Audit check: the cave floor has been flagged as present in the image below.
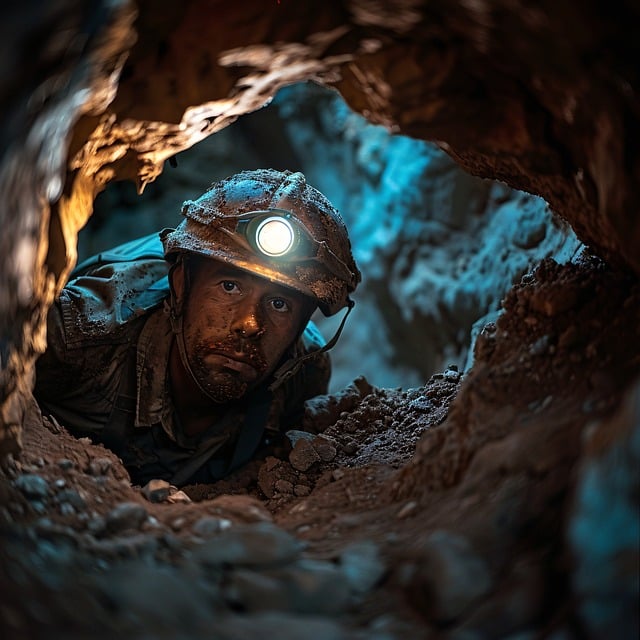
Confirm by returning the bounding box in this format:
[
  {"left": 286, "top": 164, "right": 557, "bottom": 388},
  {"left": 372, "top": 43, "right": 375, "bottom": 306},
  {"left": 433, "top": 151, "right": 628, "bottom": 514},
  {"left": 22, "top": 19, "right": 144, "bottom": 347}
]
[{"left": 1, "top": 255, "right": 638, "bottom": 639}]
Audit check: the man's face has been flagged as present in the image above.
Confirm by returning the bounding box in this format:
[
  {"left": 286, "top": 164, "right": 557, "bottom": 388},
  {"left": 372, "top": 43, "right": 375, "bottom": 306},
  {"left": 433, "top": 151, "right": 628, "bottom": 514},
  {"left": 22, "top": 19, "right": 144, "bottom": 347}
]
[{"left": 175, "top": 257, "right": 314, "bottom": 403}]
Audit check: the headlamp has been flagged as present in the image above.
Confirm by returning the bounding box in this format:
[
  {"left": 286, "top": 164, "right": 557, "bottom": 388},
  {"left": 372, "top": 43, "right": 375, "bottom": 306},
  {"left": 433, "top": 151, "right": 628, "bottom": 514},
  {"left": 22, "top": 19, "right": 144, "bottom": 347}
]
[
  {"left": 253, "top": 215, "right": 295, "bottom": 257},
  {"left": 216, "top": 208, "right": 354, "bottom": 283},
  {"left": 235, "top": 209, "right": 305, "bottom": 259}
]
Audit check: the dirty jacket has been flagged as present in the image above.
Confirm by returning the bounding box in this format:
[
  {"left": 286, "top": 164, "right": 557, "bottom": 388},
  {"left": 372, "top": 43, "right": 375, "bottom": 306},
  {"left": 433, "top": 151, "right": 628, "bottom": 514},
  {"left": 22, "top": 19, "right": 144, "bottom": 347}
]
[{"left": 34, "top": 235, "right": 330, "bottom": 486}]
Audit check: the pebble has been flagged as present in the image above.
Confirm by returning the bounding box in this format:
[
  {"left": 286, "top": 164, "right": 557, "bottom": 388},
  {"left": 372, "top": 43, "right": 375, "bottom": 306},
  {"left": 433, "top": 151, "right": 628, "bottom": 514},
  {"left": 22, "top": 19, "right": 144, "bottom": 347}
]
[
  {"left": 344, "top": 420, "right": 359, "bottom": 433},
  {"left": 170, "top": 517, "right": 186, "bottom": 531},
  {"left": 289, "top": 438, "right": 321, "bottom": 471},
  {"left": 59, "top": 503, "right": 75, "bottom": 516},
  {"left": 57, "top": 459, "right": 74, "bottom": 470},
  {"left": 192, "top": 516, "right": 233, "bottom": 538},
  {"left": 55, "top": 488, "right": 87, "bottom": 510},
  {"left": 284, "top": 430, "right": 315, "bottom": 447},
  {"left": 452, "top": 557, "right": 545, "bottom": 637},
  {"left": 274, "top": 479, "right": 294, "bottom": 495},
  {"left": 226, "top": 560, "right": 352, "bottom": 615},
  {"left": 104, "top": 502, "right": 148, "bottom": 534},
  {"left": 14, "top": 474, "right": 49, "bottom": 500},
  {"left": 294, "top": 484, "right": 311, "bottom": 497},
  {"left": 444, "top": 366, "right": 460, "bottom": 381},
  {"left": 408, "top": 397, "right": 434, "bottom": 412},
  {"left": 312, "top": 436, "right": 337, "bottom": 462},
  {"left": 529, "top": 334, "right": 551, "bottom": 356},
  {"left": 269, "top": 558, "right": 353, "bottom": 614},
  {"left": 84, "top": 533, "right": 159, "bottom": 559},
  {"left": 396, "top": 500, "right": 418, "bottom": 519},
  {"left": 166, "top": 490, "right": 192, "bottom": 504},
  {"left": 340, "top": 540, "right": 386, "bottom": 594},
  {"left": 3, "top": 453, "right": 21, "bottom": 475},
  {"left": 207, "top": 494, "right": 272, "bottom": 521},
  {"left": 342, "top": 442, "right": 358, "bottom": 455},
  {"left": 88, "top": 458, "right": 113, "bottom": 476},
  {"left": 193, "top": 521, "right": 304, "bottom": 567},
  {"left": 405, "top": 530, "right": 493, "bottom": 623},
  {"left": 141, "top": 479, "right": 172, "bottom": 503},
  {"left": 224, "top": 569, "right": 290, "bottom": 612},
  {"left": 31, "top": 502, "right": 47, "bottom": 514}
]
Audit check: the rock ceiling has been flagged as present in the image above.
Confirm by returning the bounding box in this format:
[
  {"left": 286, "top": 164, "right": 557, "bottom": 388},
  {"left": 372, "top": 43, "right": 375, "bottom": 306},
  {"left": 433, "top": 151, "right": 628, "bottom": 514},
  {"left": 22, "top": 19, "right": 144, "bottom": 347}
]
[{"left": 0, "top": 0, "right": 638, "bottom": 450}]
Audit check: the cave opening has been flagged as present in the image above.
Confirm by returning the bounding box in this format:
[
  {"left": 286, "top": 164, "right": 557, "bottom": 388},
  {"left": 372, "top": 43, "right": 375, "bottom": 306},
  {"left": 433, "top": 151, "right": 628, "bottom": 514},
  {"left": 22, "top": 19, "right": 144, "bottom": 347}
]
[
  {"left": 1, "top": 3, "right": 639, "bottom": 639},
  {"left": 80, "top": 81, "right": 582, "bottom": 391}
]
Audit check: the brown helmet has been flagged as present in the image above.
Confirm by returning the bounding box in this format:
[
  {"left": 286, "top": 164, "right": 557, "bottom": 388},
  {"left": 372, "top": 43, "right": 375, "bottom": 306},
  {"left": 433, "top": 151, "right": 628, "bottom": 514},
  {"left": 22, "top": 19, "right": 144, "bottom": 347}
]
[{"left": 161, "top": 169, "right": 361, "bottom": 316}]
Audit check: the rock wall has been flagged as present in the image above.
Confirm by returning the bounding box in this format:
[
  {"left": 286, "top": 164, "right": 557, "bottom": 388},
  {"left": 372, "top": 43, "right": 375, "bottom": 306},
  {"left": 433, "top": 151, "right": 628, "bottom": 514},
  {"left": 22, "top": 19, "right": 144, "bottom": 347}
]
[{"left": 0, "top": 2, "right": 638, "bottom": 637}]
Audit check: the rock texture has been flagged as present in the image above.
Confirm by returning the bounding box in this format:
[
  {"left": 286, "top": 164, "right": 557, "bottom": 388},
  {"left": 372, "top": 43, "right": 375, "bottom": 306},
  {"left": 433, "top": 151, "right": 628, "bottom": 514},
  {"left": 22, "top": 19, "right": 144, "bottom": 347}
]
[
  {"left": 0, "top": 2, "right": 639, "bottom": 639},
  {"left": 1, "top": 255, "right": 638, "bottom": 639}
]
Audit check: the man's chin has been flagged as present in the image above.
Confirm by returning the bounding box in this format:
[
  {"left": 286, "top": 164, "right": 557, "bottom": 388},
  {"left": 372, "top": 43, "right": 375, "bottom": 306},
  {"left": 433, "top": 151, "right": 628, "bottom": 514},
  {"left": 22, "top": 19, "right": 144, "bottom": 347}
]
[{"left": 198, "top": 370, "right": 264, "bottom": 404}]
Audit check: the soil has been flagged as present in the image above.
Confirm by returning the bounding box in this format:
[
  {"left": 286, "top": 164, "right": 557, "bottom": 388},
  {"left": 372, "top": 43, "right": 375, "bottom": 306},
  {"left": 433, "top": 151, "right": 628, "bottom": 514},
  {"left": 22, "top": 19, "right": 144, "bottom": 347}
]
[{"left": 1, "top": 254, "right": 638, "bottom": 639}]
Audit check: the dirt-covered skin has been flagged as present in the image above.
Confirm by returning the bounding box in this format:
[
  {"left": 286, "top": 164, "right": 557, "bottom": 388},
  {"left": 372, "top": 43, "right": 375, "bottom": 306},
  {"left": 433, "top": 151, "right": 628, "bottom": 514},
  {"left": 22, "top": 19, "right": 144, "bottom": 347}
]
[{"left": 1, "top": 254, "right": 638, "bottom": 639}]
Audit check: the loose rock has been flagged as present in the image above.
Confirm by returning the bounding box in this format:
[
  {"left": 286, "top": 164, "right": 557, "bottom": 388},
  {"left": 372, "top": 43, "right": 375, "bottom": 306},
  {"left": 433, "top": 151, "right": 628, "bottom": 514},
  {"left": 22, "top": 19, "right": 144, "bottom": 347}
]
[
  {"left": 312, "top": 436, "right": 337, "bottom": 462},
  {"left": 141, "top": 479, "right": 172, "bottom": 503},
  {"left": 104, "top": 502, "right": 148, "bottom": 535},
  {"left": 340, "top": 540, "right": 386, "bottom": 594},
  {"left": 289, "top": 438, "right": 321, "bottom": 472},
  {"left": 404, "top": 530, "right": 493, "bottom": 623},
  {"left": 192, "top": 521, "right": 304, "bottom": 567},
  {"left": 14, "top": 474, "right": 49, "bottom": 500},
  {"left": 55, "top": 489, "right": 87, "bottom": 510},
  {"left": 192, "top": 516, "right": 232, "bottom": 538},
  {"left": 88, "top": 458, "right": 113, "bottom": 476}
]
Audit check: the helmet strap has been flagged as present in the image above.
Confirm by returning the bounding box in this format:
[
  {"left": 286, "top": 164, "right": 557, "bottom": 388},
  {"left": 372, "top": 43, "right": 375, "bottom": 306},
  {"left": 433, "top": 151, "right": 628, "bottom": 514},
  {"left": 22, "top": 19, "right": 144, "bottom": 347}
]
[{"left": 268, "top": 298, "right": 355, "bottom": 392}]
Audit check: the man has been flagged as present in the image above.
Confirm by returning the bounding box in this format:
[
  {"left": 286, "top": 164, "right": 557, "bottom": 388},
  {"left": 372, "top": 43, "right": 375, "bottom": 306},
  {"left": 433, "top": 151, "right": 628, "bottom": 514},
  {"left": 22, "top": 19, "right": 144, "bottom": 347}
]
[{"left": 34, "top": 169, "right": 360, "bottom": 486}]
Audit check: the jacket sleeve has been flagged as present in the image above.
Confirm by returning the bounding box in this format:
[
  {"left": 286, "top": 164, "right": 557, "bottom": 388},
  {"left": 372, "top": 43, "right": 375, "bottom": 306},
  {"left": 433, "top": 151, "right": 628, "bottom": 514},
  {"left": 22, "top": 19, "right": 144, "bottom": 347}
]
[
  {"left": 34, "top": 299, "right": 78, "bottom": 395},
  {"left": 33, "top": 293, "right": 131, "bottom": 436}
]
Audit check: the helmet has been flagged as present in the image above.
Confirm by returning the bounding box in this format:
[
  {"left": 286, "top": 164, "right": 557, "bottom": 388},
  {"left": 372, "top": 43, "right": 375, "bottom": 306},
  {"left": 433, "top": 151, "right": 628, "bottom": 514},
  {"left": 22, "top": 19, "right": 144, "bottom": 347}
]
[{"left": 161, "top": 169, "right": 361, "bottom": 316}]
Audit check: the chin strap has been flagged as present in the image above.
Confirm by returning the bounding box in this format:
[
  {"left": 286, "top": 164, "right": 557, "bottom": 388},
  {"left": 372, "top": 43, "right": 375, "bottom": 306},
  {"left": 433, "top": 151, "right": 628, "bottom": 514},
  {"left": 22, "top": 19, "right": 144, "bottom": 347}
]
[{"left": 268, "top": 298, "right": 355, "bottom": 392}]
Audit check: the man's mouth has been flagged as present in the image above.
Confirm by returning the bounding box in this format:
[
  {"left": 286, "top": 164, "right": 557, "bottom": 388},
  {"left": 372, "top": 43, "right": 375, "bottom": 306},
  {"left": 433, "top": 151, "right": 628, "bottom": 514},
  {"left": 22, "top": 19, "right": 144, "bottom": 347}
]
[{"left": 206, "top": 352, "right": 260, "bottom": 380}]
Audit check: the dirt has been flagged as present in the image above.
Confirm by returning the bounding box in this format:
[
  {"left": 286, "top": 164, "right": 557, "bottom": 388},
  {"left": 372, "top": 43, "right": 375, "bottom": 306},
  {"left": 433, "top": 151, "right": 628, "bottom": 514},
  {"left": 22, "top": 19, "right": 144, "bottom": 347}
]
[{"left": 1, "top": 254, "right": 638, "bottom": 639}]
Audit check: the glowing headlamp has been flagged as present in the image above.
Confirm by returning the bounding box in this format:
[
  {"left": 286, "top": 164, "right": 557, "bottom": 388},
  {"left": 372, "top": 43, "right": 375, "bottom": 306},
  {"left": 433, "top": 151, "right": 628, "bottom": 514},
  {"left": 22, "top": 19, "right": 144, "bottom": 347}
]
[
  {"left": 253, "top": 215, "right": 295, "bottom": 257},
  {"left": 235, "top": 209, "right": 303, "bottom": 259},
  {"left": 216, "top": 207, "right": 354, "bottom": 283}
]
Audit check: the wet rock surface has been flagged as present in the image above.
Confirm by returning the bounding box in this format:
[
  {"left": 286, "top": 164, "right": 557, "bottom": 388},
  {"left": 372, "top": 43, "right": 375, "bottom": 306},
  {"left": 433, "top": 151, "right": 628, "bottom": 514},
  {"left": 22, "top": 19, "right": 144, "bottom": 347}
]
[{"left": 1, "top": 255, "right": 638, "bottom": 639}]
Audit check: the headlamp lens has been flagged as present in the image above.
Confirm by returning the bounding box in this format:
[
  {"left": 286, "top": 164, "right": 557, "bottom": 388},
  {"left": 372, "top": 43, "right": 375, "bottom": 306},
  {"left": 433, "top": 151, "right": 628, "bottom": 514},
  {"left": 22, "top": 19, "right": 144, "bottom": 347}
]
[{"left": 254, "top": 216, "right": 295, "bottom": 257}]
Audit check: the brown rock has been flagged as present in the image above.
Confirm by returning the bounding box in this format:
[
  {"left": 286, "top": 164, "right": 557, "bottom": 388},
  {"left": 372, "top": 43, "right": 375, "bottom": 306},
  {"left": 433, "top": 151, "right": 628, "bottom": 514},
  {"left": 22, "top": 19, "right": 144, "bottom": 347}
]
[{"left": 289, "top": 438, "right": 321, "bottom": 472}]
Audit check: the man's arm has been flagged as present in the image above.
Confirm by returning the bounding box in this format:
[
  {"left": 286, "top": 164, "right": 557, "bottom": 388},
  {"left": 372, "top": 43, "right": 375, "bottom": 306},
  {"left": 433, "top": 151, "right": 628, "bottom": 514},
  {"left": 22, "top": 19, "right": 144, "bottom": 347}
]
[{"left": 34, "top": 296, "right": 129, "bottom": 437}]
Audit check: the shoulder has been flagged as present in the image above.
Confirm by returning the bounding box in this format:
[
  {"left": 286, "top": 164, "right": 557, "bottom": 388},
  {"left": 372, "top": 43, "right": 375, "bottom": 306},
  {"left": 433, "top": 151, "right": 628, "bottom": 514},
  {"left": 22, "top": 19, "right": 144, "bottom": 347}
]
[{"left": 59, "top": 235, "right": 171, "bottom": 347}]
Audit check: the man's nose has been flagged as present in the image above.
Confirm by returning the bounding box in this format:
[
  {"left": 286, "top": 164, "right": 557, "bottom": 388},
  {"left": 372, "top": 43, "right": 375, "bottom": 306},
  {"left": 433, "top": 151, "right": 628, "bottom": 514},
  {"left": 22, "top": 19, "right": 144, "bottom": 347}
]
[{"left": 231, "top": 305, "right": 265, "bottom": 339}]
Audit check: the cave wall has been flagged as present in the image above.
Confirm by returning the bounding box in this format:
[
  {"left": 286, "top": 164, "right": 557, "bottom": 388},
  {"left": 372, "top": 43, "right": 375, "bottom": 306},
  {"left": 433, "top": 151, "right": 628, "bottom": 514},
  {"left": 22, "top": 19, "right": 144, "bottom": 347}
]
[{"left": 1, "top": 0, "right": 639, "bottom": 449}]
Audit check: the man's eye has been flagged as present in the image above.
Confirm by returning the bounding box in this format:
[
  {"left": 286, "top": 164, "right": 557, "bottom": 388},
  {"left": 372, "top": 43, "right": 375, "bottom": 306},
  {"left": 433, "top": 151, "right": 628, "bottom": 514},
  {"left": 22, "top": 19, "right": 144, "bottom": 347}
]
[
  {"left": 270, "top": 298, "right": 289, "bottom": 313},
  {"left": 221, "top": 281, "right": 239, "bottom": 293}
]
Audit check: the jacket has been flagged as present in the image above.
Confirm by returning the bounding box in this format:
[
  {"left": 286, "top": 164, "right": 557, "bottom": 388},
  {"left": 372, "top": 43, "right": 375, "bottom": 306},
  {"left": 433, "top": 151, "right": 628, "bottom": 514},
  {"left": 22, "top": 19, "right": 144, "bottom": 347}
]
[{"left": 34, "top": 234, "right": 330, "bottom": 486}]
